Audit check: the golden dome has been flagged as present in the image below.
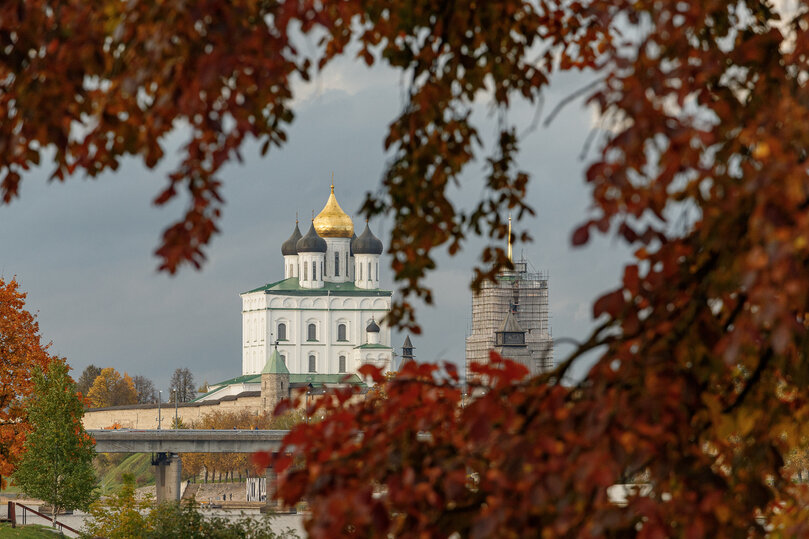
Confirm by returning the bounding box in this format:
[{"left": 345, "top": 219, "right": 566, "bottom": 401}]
[{"left": 313, "top": 185, "right": 354, "bottom": 238}]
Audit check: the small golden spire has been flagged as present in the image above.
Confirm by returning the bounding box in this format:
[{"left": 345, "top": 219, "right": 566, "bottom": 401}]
[
  {"left": 295, "top": 211, "right": 298, "bottom": 224},
  {"left": 507, "top": 214, "right": 513, "bottom": 262},
  {"left": 331, "top": 172, "right": 334, "bottom": 193}
]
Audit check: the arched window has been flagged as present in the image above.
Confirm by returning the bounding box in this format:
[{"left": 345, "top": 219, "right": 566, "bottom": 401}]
[
  {"left": 307, "top": 323, "right": 317, "bottom": 341},
  {"left": 280, "top": 354, "right": 286, "bottom": 365},
  {"left": 367, "top": 262, "right": 371, "bottom": 281},
  {"left": 359, "top": 263, "right": 362, "bottom": 280},
  {"left": 337, "top": 323, "right": 347, "bottom": 341},
  {"left": 303, "top": 263, "right": 308, "bottom": 281},
  {"left": 312, "top": 261, "right": 316, "bottom": 281},
  {"left": 308, "top": 354, "right": 316, "bottom": 373},
  {"left": 339, "top": 355, "right": 346, "bottom": 373},
  {"left": 277, "top": 323, "right": 287, "bottom": 341},
  {"left": 335, "top": 252, "right": 340, "bottom": 277}
]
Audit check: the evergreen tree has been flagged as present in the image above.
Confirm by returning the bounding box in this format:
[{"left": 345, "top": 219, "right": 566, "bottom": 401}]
[{"left": 13, "top": 360, "right": 97, "bottom": 525}]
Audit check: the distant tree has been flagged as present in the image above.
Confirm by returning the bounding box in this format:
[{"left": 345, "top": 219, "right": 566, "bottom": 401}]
[
  {"left": 87, "top": 368, "right": 138, "bottom": 408},
  {"left": 13, "top": 360, "right": 97, "bottom": 526},
  {"left": 0, "top": 277, "right": 54, "bottom": 489},
  {"left": 132, "top": 375, "right": 157, "bottom": 404},
  {"left": 169, "top": 368, "right": 196, "bottom": 403},
  {"left": 75, "top": 364, "right": 102, "bottom": 397}
]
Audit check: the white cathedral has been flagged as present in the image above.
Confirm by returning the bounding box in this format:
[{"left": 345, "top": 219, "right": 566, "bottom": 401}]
[{"left": 196, "top": 185, "right": 393, "bottom": 402}]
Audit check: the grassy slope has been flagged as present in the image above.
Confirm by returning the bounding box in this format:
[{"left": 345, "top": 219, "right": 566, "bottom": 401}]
[
  {"left": 96, "top": 453, "right": 154, "bottom": 495},
  {"left": 0, "top": 523, "right": 66, "bottom": 537}
]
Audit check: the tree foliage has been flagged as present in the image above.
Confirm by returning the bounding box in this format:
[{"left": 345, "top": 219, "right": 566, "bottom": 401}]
[
  {"left": 182, "top": 409, "right": 301, "bottom": 483},
  {"left": 9, "top": 0, "right": 809, "bottom": 535},
  {"left": 169, "top": 368, "right": 196, "bottom": 403},
  {"left": 75, "top": 364, "right": 102, "bottom": 397},
  {"left": 12, "top": 360, "right": 97, "bottom": 525},
  {"left": 0, "top": 277, "right": 54, "bottom": 489},
  {"left": 84, "top": 473, "right": 299, "bottom": 539},
  {"left": 87, "top": 368, "right": 138, "bottom": 408},
  {"left": 2, "top": 0, "right": 550, "bottom": 330}
]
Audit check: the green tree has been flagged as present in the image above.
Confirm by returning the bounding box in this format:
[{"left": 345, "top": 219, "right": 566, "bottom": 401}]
[
  {"left": 12, "top": 360, "right": 97, "bottom": 526},
  {"left": 84, "top": 473, "right": 151, "bottom": 539},
  {"left": 85, "top": 474, "right": 298, "bottom": 538},
  {"left": 0, "top": 277, "right": 54, "bottom": 489}
]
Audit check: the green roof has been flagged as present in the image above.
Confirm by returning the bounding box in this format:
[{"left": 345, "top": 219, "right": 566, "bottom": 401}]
[
  {"left": 354, "top": 343, "right": 392, "bottom": 350},
  {"left": 243, "top": 278, "right": 392, "bottom": 297},
  {"left": 200, "top": 372, "right": 367, "bottom": 398},
  {"left": 290, "top": 373, "right": 366, "bottom": 386},
  {"left": 208, "top": 373, "right": 260, "bottom": 388},
  {"left": 262, "top": 349, "right": 290, "bottom": 374}
]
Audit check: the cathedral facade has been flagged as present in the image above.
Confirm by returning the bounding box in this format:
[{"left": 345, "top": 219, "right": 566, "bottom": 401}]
[{"left": 240, "top": 185, "right": 393, "bottom": 379}]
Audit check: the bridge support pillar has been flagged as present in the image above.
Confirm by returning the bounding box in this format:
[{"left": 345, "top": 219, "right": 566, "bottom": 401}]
[{"left": 153, "top": 452, "right": 182, "bottom": 503}]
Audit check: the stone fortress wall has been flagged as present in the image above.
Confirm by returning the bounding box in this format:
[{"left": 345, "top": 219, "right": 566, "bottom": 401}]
[{"left": 82, "top": 393, "right": 263, "bottom": 430}]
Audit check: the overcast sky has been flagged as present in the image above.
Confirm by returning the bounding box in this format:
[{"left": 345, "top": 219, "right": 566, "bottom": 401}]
[{"left": 1, "top": 53, "right": 633, "bottom": 393}]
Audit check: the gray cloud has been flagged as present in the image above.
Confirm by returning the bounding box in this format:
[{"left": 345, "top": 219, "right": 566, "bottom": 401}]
[{"left": 1, "top": 61, "right": 630, "bottom": 390}]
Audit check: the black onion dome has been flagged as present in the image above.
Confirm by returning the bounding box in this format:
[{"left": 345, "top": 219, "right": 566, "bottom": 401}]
[
  {"left": 352, "top": 223, "right": 383, "bottom": 255},
  {"left": 296, "top": 222, "right": 327, "bottom": 253},
  {"left": 350, "top": 233, "right": 357, "bottom": 256},
  {"left": 366, "top": 319, "right": 380, "bottom": 333},
  {"left": 281, "top": 222, "right": 302, "bottom": 256}
]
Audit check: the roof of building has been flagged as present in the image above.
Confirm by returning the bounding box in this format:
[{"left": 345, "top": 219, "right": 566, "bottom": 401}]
[
  {"left": 352, "top": 222, "right": 383, "bottom": 255},
  {"left": 497, "top": 311, "right": 525, "bottom": 333},
  {"left": 354, "top": 343, "right": 392, "bottom": 350},
  {"left": 262, "top": 348, "right": 290, "bottom": 375},
  {"left": 403, "top": 335, "right": 413, "bottom": 349},
  {"left": 297, "top": 221, "right": 328, "bottom": 253},
  {"left": 281, "top": 222, "right": 303, "bottom": 256},
  {"left": 206, "top": 372, "right": 367, "bottom": 390},
  {"left": 366, "top": 318, "right": 380, "bottom": 333},
  {"left": 243, "top": 277, "right": 392, "bottom": 296},
  {"left": 313, "top": 185, "right": 354, "bottom": 238}
]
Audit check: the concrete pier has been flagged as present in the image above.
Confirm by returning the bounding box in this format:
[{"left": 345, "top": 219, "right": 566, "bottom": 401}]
[{"left": 153, "top": 452, "right": 182, "bottom": 503}]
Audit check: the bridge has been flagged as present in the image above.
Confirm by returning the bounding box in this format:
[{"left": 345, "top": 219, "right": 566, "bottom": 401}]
[
  {"left": 88, "top": 429, "right": 289, "bottom": 453},
  {"left": 88, "top": 429, "right": 290, "bottom": 503}
]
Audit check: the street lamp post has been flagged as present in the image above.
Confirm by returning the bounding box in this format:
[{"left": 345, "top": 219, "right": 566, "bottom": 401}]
[
  {"left": 157, "top": 390, "right": 162, "bottom": 430},
  {"left": 306, "top": 383, "right": 314, "bottom": 425},
  {"left": 173, "top": 388, "right": 178, "bottom": 428}
]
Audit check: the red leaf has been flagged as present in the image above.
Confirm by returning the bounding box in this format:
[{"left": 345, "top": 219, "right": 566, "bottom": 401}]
[
  {"left": 251, "top": 450, "right": 271, "bottom": 472},
  {"left": 572, "top": 223, "right": 590, "bottom": 246},
  {"left": 593, "top": 289, "right": 624, "bottom": 318}
]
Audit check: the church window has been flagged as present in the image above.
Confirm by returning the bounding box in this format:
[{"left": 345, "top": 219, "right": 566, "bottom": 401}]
[
  {"left": 339, "top": 355, "right": 346, "bottom": 373},
  {"left": 321, "top": 261, "right": 323, "bottom": 278},
  {"left": 376, "top": 262, "right": 379, "bottom": 280},
  {"left": 359, "top": 263, "right": 362, "bottom": 280},
  {"left": 280, "top": 354, "right": 286, "bottom": 365},
  {"left": 277, "top": 323, "right": 287, "bottom": 341},
  {"left": 337, "top": 323, "right": 347, "bottom": 341},
  {"left": 312, "top": 261, "right": 316, "bottom": 281},
  {"left": 368, "top": 262, "right": 371, "bottom": 281},
  {"left": 308, "top": 354, "right": 316, "bottom": 373},
  {"left": 308, "top": 323, "right": 317, "bottom": 341},
  {"left": 303, "top": 263, "right": 308, "bottom": 281},
  {"left": 335, "top": 252, "right": 340, "bottom": 277}
]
